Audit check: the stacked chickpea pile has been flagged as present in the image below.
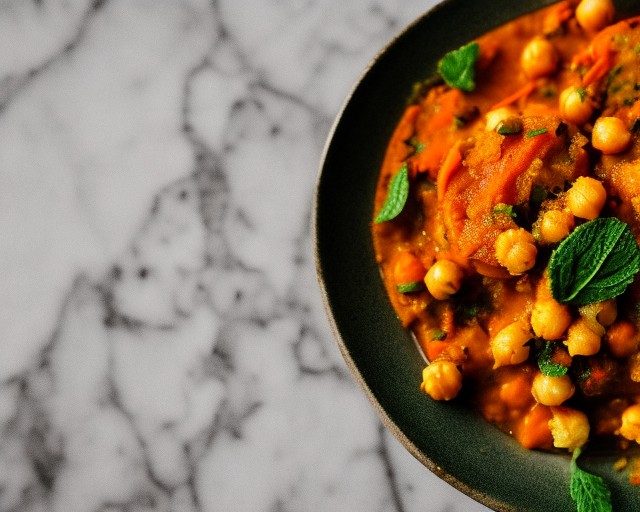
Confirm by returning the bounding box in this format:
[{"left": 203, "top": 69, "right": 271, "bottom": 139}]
[{"left": 421, "top": 0, "right": 640, "bottom": 452}]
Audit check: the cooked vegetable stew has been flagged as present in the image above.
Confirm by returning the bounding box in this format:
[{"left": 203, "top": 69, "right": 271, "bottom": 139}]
[{"left": 372, "top": 0, "right": 640, "bottom": 463}]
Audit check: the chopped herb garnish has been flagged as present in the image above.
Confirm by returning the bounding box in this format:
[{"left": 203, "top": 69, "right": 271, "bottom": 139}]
[
  {"left": 407, "top": 137, "right": 426, "bottom": 155},
  {"left": 375, "top": 164, "right": 410, "bottom": 224},
  {"left": 432, "top": 329, "right": 447, "bottom": 341},
  {"left": 397, "top": 281, "right": 426, "bottom": 294},
  {"left": 497, "top": 119, "right": 523, "bottom": 135},
  {"left": 526, "top": 127, "right": 548, "bottom": 138},
  {"left": 493, "top": 204, "right": 517, "bottom": 219},
  {"left": 576, "top": 87, "right": 587, "bottom": 102},
  {"left": 549, "top": 217, "right": 640, "bottom": 306},
  {"left": 570, "top": 448, "right": 613, "bottom": 512},
  {"left": 537, "top": 342, "right": 568, "bottom": 377},
  {"left": 530, "top": 185, "right": 549, "bottom": 206},
  {"left": 437, "top": 42, "right": 480, "bottom": 92}
]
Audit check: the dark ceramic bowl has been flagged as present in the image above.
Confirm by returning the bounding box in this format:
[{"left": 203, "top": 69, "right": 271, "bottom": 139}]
[{"left": 315, "top": 1, "right": 640, "bottom": 510}]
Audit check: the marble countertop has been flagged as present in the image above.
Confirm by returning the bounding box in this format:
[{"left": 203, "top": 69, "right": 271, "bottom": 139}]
[{"left": 0, "top": 1, "right": 491, "bottom": 511}]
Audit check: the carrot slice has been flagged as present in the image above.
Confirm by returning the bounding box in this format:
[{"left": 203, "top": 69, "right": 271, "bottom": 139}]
[
  {"left": 436, "top": 140, "right": 463, "bottom": 201},
  {"left": 515, "top": 404, "right": 554, "bottom": 449},
  {"left": 581, "top": 56, "right": 612, "bottom": 86},
  {"left": 488, "top": 81, "right": 537, "bottom": 111}
]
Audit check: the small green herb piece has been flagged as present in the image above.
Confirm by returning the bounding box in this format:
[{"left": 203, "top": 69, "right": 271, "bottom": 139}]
[
  {"left": 576, "top": 87, "right": 587, "bottom": 102},
  {"left": 497, "top": 119, "right": 523, "bottom": 135},
  {"left": 570, "top": 448, "right": 613, "bottom": 512},
  {"left": 375, "top": 164, "right": 410, "bottom": 224},
  {"left": 408, "top": 137, "right": 426, "bottom": 155},
  {"left": 437, "top": 42, "right": 480, "bottom": 92},
  {"left": 526, "top": 127, "right": 548, "bottom": 138},
  {"left": 530, "top": 185, "right": 549, "bottom": 208},
  {"left": 493, "top": 204, "right": 517, "bottom": 219},
  {"left": 432, "top": 329, "right": 447, "bottom": 341},
  {"left": 537, "top": 342, "right": 568, "bottom": 377},
  {"left": 397, "top": 281, "right": 426, "bottom": 294},
  {"left": 549, "top": 217, "right": 640, "bottom": 306}
]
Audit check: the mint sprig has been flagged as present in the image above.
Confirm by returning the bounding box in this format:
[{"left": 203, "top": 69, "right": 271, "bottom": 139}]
[
  {"left": 570, "top": 448, "right": 613, "bottom": 512},
  {"left": 537, "top": 341, "right": 568, "bottom": 377},
  {"left": 549, "top": 217, "right": 640, "bottom": 306},
  {"left": 375, "top": 163, "right": 409, "bottom": 224},
  {"left": 437, "top": 42, "right": 479, "bottom": 92}
]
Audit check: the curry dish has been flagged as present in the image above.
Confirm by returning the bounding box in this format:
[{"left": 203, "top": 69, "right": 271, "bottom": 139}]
[{"left": 372, "top": 0, "right": 640, "bottom": 455}]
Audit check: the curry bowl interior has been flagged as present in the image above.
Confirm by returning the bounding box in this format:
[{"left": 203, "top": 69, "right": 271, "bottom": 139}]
[{"left": 315, "top": 0, "right": 640, "bottom": 510}]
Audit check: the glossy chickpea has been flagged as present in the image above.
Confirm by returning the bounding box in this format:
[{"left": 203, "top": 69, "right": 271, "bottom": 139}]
[
  {"left": 549, "top": 406, "right": 590, "bottom": 451},
  {"left": 566, "top": 176, "right": 607, "bottom": 220},
  {"left": 596, "top": 299, "right": 618, "bottom": 327},
  {"left": 564, "top": 318, "right": 602, "bottom": 356},
  {"left": 607, "top": 320, "right": 640, "bottom": 359},
  {"left": 485, "top": 107, "right": 519, "bottom": 132},
  {"left": 576, "top": 0, "right": 615, "bottom": 32},
  {"left": 424, "top": 259, "right": 464, "bottom": 300},
  {"left": 491, "top": 321, "right": 532, "bottom": 369},
  {"left": 521, "top": 37, "right": 558, "bottom": 79},
  {"left": 421, "top": 360, "right": 463, "bottom": 401},
  {"left": 538, "top": 209, "right": 574, "bottom": 244},
  {"left": 592, "top": 116, "right": 632, "bottom": 155},
  {"left": 559, "top": 85, "right": 593, "bottom": 125},
  {"left": 531, "top": 278, "right": 572, "bottom": 340},
  {"left": 531, "top": 373, "right": 575, "bottom": 406},
  {"left": 495, "top": 228, "right": 537, "bottom": 275},
  {"left": 619, "top": 404, "right": 640, "bottom": 443}
]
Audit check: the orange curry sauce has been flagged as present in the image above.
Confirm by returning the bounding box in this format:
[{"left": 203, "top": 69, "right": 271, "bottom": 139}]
[{"left": 372, "top": 1, "right": 640, "bottom": 452}]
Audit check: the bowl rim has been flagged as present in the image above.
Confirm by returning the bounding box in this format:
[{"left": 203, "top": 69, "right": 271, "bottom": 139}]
[{"left": 313, "top": 1, "right": 639, "bottom": 510}]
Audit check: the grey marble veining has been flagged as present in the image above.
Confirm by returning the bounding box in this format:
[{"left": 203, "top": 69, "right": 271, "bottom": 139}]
[{"left": 0, "top": 1, "right": 491, "bottom": 511}]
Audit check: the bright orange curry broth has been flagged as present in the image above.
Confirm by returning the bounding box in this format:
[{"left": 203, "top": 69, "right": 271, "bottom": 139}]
[{"left": 372, "top": 1, "right": 640, "bottom": 452}]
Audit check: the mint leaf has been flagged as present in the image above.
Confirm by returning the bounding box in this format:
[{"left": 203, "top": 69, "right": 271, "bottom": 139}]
[
  {"left": 549, "top": 218, "right": 640, "bottom": 306},
  {"left": 537, "top": 342, "right": 568, "bottom": 377},
  {"left": 437, "top": 42, "right": 479, "bottom": 92},
  {"left": 375, "top": 164, "right": 410, "bottom": 223},
  {"left": 570, "top": 448, "right": 613, "bottom": 512},
  {"left": 397, "top": 281, "right": 425, "bottom": 293}
]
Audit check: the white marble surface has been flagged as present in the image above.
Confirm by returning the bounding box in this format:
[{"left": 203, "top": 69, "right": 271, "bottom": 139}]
[{"left": 0, "top": 1, "right": 492, "bottom": 511}]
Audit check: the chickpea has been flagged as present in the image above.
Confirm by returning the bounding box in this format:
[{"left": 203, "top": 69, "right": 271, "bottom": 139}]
[
  {"left": 491, "top": 321, "right": 532, "bottom": 369},
  {"left": 559, "top": 85, "right": 594, "bottom": 125},
  {"left": 424, "top": 259, "right": 464, "bottom": 300},
  {"left": 607, "top": 320, "right": 640, "bottom": 359},
  {"left": 619, "top": 404, "right": 640, "bottom": 443},
  {"left": 566, "top": 176, "right": 607, "bottom": 220},
  {"left": 495, "top": 228, "right": 538, "bottom": 275},
  {"left": 531, "top": 373, "right": 575, "bottom": 406},
  {"left": 521, "top": 37, "right": 559, "bottom": 79},
  {"left": 592, "top": 116, "right": 632, "bottom": 155},
  {"left": 578, "top": 300, "right": 616, "bottom": 334},
  {"left": 538, "top": 209, "right": 574, "bottom": 244},
  {"left": 485, "top": 106, "right": 518, "bottom": 132},
  {"left": 564, "top": 318, "right": 602, "bottom": 356},
  {"left": 531, "top": 278, "right": 572, "bottom": 340},
  {"left": 421, "top": 360, "right": 463, "bottom": 401},
  {"left": 596, "top": 300, "right": 618, "bottom": 327},
  {"left": 576, "top": 0, "right": 615, "bottom": 32},
  {"left": 549, "top": 406, "right": 590, "bottom": 451}
]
